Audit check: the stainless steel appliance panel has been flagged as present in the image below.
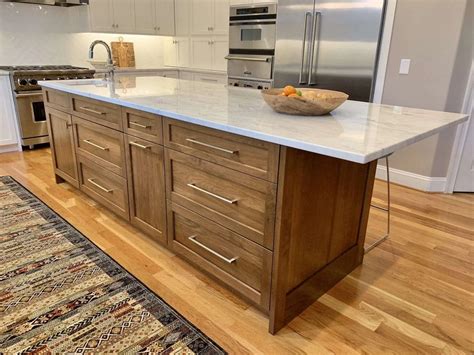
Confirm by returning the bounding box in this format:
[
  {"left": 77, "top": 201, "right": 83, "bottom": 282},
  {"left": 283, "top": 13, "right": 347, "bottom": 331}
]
[
  {"left": 229, "top": 22, "right": 276, "bottom": 51},
  {"left": 14, "top": 92, "right": 49, "bottom": 144},
  {"left": 226, "top": 55, "right": 273, "bottom": 80}
]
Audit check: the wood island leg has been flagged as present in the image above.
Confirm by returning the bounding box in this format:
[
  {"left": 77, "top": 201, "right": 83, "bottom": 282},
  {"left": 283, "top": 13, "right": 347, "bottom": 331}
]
[{"left": 269, "top": 147, "right": 377, "bottom": 334}]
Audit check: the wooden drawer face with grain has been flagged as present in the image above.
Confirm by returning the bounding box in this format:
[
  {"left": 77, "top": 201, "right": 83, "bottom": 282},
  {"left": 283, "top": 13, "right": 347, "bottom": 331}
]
[
  {"left": 163, "top": 118, "right": 279, "bottom": 182},
  {"left": 43, "top": 89, "right": 71, "bottom": 111},
  {"left": 168, "top": 202, "right": 272, "bottom": 311},
  {"left": 166, "top": 149, "right": 276, "bottom": 249},
  {"left": 123, "top": 108, "right": 163, "bottom": 144},
  {"left": 78, "top": 156, "right": 129, "bottom": 220},
  {"left": 71, "top": 95, "right": 122, "bottom": 130},
  {"left": 73, "top": 116, "right": 126, "bottom": 177}
]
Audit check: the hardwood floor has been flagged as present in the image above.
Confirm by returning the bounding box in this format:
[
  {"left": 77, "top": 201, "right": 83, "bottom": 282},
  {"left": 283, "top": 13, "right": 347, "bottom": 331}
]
[{"left": 1, "top": 147, "right": 472, "bottom": 354}]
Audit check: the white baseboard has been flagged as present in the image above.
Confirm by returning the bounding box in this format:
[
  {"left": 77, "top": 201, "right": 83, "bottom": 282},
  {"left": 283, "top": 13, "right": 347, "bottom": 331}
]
[
  {"left": 0, "top": 144, "right": 21, "bottom": 154},
  {"left": 376, "top": 165, "right": 447, "bottom": 192}
]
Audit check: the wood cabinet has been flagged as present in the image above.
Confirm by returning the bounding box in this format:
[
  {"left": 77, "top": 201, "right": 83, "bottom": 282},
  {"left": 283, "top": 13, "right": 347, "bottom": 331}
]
[
  {"left": 44, "top": 89, "right": 376, "bottom": 335},
  {"left": 126, "top": 136, "right": 167, "bottom": 244},
  {"left": 191, "top": 0, "right": 229, "bottom": 35},
  {"left": 45, "top": 107, "right": 78, "bottom": 187}
]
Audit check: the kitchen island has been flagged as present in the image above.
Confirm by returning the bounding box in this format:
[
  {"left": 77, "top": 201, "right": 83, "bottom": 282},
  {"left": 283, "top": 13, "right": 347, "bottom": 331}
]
[{"left": 40, "top": 76, "right": 467, "bottom": 334}]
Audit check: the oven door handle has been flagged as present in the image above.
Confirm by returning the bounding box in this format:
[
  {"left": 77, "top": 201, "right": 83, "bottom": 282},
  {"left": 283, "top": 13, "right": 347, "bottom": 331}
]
[
  {"left": 14, "top": 92, "right": 43, "bottom": 98},
  {"left": 225, "top": 56, "right": 272, "bottom": 62}
]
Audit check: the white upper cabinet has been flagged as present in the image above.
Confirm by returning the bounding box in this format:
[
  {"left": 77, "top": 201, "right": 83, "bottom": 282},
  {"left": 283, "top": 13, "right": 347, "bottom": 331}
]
[
  {"left": 164, "top": 37, "right": 190, "bottom": 67},
  {"left": 154, "top": 0, "right": 176, "bottom": 36},
  {"left": 113, "top": 0, "right": 136, "bottom": 33},
  {"left": 175, "top": 0, "right": 190, "bottom": 36},
  {"left": 191, "top": 0, "right": 229, "bottom": 35},
  {"left": 191, "top": 37, "right": 228, "bottom": 70},
  {"left": 89, "top": 0, "right": 114, "bottom": 32},
  {"left": 134, "top": 0, "right": 156, "bottom": 34}
]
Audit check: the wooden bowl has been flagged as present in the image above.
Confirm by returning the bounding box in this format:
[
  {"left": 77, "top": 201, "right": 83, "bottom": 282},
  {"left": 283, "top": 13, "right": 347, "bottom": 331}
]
[{"left": 261, "top": 88, "right": 349, "bottom": 116}]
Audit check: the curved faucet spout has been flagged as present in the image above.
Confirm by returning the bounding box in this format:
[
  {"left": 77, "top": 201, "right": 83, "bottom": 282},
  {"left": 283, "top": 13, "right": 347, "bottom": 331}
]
[{"left": 88, "top": 40, "right": 113, "bottom": 65}]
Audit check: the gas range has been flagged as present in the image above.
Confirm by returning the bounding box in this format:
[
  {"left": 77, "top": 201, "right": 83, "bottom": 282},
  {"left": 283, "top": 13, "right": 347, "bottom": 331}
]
[
  {"left": 0, "top": 65, "right": 95, "bottom": 148},
  {"left": 0, "top": 65, "right": 95, "bottom": 92}
]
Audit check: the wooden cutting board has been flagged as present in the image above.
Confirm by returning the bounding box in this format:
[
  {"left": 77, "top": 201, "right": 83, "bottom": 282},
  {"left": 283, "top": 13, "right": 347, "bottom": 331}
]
[{"left": 111, "top": 39, "right": 136, "bottom": 68}]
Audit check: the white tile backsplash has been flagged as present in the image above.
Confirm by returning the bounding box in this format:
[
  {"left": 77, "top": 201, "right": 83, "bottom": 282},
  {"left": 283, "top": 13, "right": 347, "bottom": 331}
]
[{"left": 0, "top": 2, "right": 166, "bottom": 68}]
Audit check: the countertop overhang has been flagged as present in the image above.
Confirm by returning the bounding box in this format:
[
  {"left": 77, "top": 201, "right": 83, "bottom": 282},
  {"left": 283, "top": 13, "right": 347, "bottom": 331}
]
[{"left": 40, "top": 76, "right": 468, "bottom": 164}]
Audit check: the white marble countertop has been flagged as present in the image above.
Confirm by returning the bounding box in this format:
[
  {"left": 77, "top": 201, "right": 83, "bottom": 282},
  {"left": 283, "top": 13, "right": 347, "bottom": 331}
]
[
  {"left": 0, "top": 70, "right": 10, "bottom": 76},
  {"left": 95, "top": 67, "right": 227, "bottom": 76},
  {"left": 40, "top": 76, "right": 467, "bottom": 164}
]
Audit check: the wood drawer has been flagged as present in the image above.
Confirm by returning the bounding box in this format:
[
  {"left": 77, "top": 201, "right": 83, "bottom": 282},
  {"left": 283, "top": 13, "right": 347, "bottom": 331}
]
[
  {"left": 73, "top": 116, "right": 126, "bottom": 177},
  {"left": 168, "top": 202, "right": 272, "bottom": 311},
  {"left": 166, "top": 149, "right": 276, "bottom": 249},
  {"left": 71, "top": 95, "right": 122, "bottom": 131},
  {"left": 78, "top": 156, "right": 129, "bottom": 220},
  {"left": 122, "top": 107, "right": 163, "bottom": 144},
  {"left": 43, "top": 88, "right": 71, "bottom": 111},
  {"left": 163, "top": 118, "right": 279, "bottom": 182}
]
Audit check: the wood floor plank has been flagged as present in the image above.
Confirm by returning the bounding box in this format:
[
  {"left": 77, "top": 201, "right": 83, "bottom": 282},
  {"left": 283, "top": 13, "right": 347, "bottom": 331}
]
[{"left": 0, "top": 148, "right": 473, "bottom": 354}]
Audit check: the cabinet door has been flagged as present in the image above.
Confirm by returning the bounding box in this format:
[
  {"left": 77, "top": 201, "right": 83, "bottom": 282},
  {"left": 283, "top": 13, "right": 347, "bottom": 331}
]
[
  {"left": 212, "top": 37, "right": 228, "bottom": 71},
  {"left": 175, "top": 0, "right": 190, "bottom": 36},
  {"left": 112, "top": 0, "right": 136, "bottom": 33},
  {"left": 191, "top": 0, "right": 213, "bottom": 35},
  {"left": 155, "top": 0, "right": 176, "bottom": 35},
  {"left": 46, "top": 107, "right": 78, "bottom": 187},
  {"left": 163, "top": 38, "right": 178, "bottom": 66},
  {"left": 177, "top": 37, "right": 190, "bottom": 67},
  {"left": 213, "top": 0, "right": 229, "bottom": 35},
  {"left": 89, "top": 0, "right": 114, "bottom": 32},
  {"left": 125, "top": 136, "right": 167, "bottom": 244},
  {"left": 191, "top": 38, "right": 213, "bottom": 69},
  {"left": 134, "top": 0, "right": 155, "bottom": 34}
]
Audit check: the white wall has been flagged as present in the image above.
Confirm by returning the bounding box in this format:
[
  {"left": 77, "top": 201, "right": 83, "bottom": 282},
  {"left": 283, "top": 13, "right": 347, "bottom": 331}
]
[{"left": 0, "top": 2, "right": 166, "bottom": 68}]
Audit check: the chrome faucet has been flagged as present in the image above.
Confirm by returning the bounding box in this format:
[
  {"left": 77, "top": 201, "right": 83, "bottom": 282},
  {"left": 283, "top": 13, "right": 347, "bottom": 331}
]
[{"left": 88, "top": 40, "right": 114, "bottom": 79}]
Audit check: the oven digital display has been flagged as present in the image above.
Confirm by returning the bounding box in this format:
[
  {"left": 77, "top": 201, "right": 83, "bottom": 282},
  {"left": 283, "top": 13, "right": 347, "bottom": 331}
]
[
  {"left": 236, "top": 7, "right": 268, "bottom": 15},
  {"left": 241, "top": 28, "right": 262, "bottom": 41}
]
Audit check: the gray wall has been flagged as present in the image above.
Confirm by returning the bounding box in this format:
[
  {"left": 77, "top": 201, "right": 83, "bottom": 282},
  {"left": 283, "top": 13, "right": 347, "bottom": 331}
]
[{"left": 380, "top": 0, "right": 472, "bottom": 177}]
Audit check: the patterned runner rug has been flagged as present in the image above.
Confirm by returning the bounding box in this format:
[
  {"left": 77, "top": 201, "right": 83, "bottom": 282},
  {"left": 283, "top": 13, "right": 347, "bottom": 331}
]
[{"left": 0, "top": 176, "right": 226, "bottom": 354}]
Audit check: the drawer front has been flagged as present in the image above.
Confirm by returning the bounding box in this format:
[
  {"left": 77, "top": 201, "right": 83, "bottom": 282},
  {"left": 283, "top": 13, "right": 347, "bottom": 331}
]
[
  {"left": 71, "top": 95, "right": 122, "bottom": 130},
  {"left": 169, "top": 202, "right": 272, "bottom": 310},
  {"left": 166, "top": 149, "right": 276, "bottom": 249},
  {"left": 73, "top": 116, "right": 126, "bottom": 177},
  {"left": 163, "top": 118, "right": 279, "bottom": 182},
  {"left": 122, "top": 108, "right": 163, "bottom": 144},
  {"left": 78, "top": 156, "right": 129, "bottom": 220},
  {"left": 43, "top": 89, "right": 71, "bottom": 111}
]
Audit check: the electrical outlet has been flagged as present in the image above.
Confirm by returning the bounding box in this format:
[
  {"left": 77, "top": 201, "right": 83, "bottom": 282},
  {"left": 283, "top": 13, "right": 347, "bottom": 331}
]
[{"left": 399, "top": 59, "right": 411, "bottom": 75}]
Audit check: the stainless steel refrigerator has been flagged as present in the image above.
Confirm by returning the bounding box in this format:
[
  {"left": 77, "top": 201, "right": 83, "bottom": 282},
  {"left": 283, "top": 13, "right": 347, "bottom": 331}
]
[{"left": 273, "top": 0, "right": 386, "bottom": 102}]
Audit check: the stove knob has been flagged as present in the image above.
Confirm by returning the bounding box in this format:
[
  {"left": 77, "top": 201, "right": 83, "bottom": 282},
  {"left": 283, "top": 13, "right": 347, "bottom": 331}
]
[
  {"left": 233, "top": 83, "right": 239, "bottom": 87},
  {"left": 17, "top": 79, "right": 28, "bottom": 86},
  {"left": 29, "top": 79, "right": 38, "bottom": 85}
]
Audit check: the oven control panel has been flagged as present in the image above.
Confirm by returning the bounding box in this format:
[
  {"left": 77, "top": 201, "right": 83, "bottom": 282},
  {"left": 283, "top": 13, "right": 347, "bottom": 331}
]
[{"left": 228, "top": 78, "right": 272, "bottom": 90}]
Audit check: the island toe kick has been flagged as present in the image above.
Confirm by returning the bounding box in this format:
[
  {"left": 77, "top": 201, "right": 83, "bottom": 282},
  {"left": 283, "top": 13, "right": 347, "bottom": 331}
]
[{"left": 43, "top": 88, "right": 377, "bottom": 334}]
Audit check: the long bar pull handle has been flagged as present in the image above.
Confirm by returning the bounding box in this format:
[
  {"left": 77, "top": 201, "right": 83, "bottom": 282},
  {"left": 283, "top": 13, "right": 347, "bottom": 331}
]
[
  {"left": 225, "top": 56, "right": 271, "bottom": 62},
  {"left": 187, "top": 183, "right": 239, "bottom": 204},
  {"left": 129, "top": 121, "right": 151, "bottom": 129},
  {"left": 185, "top": 138, "right": 238, "bottom": 155},
  {"left": 308, "top": 11, "right": 321, "bottom": 86},
  {"left": 188, "top": 235, "right": 239, "bottom": 264},
  {"left": 299, "top": 12, "right": 312, "bottom": 85},
  {"left": 79, "top": 106, "right": 106, "bottom": 116},
  {"left": 129, "top": 141, "right": 152, "bottom": 149},
  {"left": 87, "top": 178, "right": 113, "bottom": 193},
  {"left": 83, "top": 139, "right": 109, "bottom": 151}
]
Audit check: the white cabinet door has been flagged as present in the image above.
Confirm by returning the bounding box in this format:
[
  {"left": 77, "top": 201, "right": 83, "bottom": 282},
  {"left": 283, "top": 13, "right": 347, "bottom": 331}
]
[
  {"left": 179, "top": 71, "right": 194, "bottom": 80},
  {"left": 163, "top": 38, "right": 178, "bottom": 66},
  {"left": 212, "top": 37, "right": 228, "bottom": 71},
  {"left": 0, "top": 76, "right": 19, "bottom": 151},
  {"left": 89, "top": 0, "right": 114, "bottom": 32},
  {"left": 177, "top": 37, "right": 191, "bottom": 67},
  {"left": 134, "top": 0, "right": 155, "bottom": 34},
  {"left": 155, "top": 0, "right": 176, "bottom": 36},
  {"left": 175, "top": 0, "right": 190, "bottom": 36},
  {"left": 193, "top": 73, "right": 227, "bottom": 84},
  {"left": 191, "top": 0, "right": 213, "bottom": 35},
  {"left": 213, "top": 0, "right": 229, "bottom": 35},
  {"left": 192, "top": 38, "right": 213, "bottom": 69},
  {"left": 113, "top": 0, "right": 136, "bottom": 33},
  {"left": 162, "top": 70, "right": 179, "bottom": 78}
]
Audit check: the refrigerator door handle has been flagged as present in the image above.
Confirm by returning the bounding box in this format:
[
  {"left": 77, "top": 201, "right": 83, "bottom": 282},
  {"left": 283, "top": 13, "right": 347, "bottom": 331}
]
[
  {"left": 308, "top": 11, "right": 321, "bottom": 86},
  {"left": 299, "top": 11, "right": 312, "bottom": 85}
]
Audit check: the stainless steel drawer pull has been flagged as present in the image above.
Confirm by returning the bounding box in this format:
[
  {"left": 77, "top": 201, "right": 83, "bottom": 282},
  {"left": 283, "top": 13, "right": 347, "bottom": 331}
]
[
  {"left": 185, "top": 138, "right": 238, "bottom": 155},
  {"left": 225, "top": 55, "right": 271, "bottom": 62},
  {"left": 129, "top": 121, "right": 151, "bottom": 129},
  {"left": 83, "top": 139, "right": 109, "bottom": 151},
  {"left": 79, "top": 106, "right": 106, "bottom": 115},
  {"left": 130, "top": 141, "right": 152, "bottom": 149},
  {"left": 187, "top": 183, "right": 238, "bottom": 204},
  {"left": 87, "top": 178, "right": 113, "bottom": 193},
  {"left": 188, "top": 235, "right": 239, "bottom": 264}
]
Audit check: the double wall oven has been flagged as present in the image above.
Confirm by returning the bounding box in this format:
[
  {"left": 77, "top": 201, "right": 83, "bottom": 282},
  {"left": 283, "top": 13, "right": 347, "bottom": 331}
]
[
  {"left": 0, "top": 66, "right": 95, "bottom": 148},
  {"left": 226, "top": 3, "right": 277, "bottom": 90}
]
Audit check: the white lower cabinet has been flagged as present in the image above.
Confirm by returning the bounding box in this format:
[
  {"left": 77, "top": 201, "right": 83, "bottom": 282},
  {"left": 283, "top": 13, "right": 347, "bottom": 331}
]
[
  {"left": 164, "top": 37, "right": 190, "bottom": 67},
  {"left": 0, "top": 76, "right": 19, "bottom": 152},
  {"left": 193, "top": 72, "right": 227, "bottom": 84},
  {"left": 191, "top": 37, "right": 228, "bottom": 71}
]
